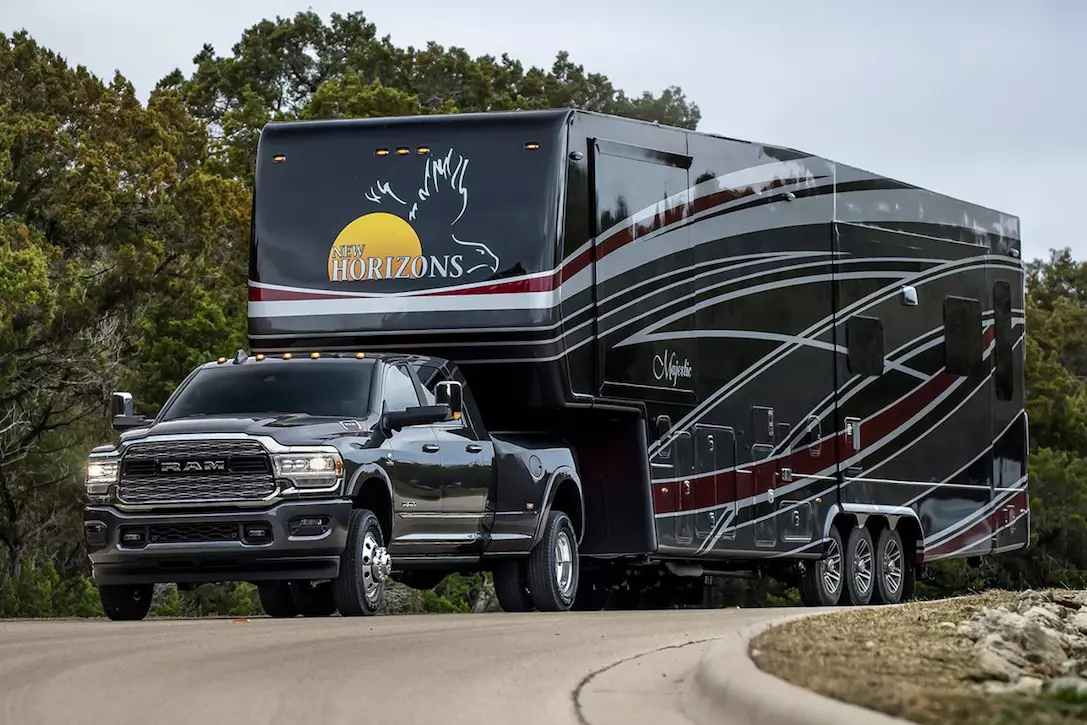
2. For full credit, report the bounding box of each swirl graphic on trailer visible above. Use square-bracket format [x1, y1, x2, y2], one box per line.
[327, 149, 501, 283]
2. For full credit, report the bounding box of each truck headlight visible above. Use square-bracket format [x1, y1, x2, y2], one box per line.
[272, 451, 343, 489]
[86, 458, 119, 496]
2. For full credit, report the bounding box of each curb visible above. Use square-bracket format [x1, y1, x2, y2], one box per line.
[683, 609, 918, 725]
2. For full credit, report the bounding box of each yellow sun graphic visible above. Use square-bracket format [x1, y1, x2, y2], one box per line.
[327, 212, 423, 281]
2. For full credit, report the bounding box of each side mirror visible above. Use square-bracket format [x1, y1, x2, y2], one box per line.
[381, 404, 451, 434]
[435, 381, 463, 416]
[111, 391, 150, 432]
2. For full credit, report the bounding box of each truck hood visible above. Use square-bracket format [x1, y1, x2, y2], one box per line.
[119, 414, 374, 447]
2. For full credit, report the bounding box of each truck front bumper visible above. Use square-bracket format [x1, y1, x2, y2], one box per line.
[83, 499, 352, 586]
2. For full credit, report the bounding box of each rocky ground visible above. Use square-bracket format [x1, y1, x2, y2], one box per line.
[752, 591, 1087, 725]
[958, 589, 1087, 698]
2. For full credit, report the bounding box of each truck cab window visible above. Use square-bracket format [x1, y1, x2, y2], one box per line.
[383, 365, 421, 412]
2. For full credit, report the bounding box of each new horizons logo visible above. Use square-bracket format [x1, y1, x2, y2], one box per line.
[653, 349, 693, 387]
[327, 148, 501, 283]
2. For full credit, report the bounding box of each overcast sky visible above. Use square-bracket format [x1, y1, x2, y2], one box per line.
[4, 0, 1083, 262]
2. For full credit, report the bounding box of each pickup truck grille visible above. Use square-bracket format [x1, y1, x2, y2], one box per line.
[118, 440, 277, 505]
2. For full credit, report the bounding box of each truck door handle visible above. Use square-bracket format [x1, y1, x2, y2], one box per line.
[422, 444, 440, 453]
[466, 444, 483, 453]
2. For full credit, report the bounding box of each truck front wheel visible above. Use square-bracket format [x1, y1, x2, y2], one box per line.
[526, 510, 579, 612]
[334, 508, 390, 616]
[99, 583, 153, 621]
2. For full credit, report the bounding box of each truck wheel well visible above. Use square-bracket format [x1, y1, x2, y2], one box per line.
[353, 478, 392, 542]
[549, 477, 583, 543]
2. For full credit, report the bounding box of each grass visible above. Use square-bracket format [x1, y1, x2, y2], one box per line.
[750, 592, 1087, 725]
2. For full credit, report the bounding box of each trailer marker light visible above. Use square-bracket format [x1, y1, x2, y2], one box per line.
[255, 354, 265, 361]
[525, 142, 540, 150]
[376, 148, 390, 156]
[282, 353, 292, 360]
[272, 155, 286, 163]
[311, 352, 320, 359]
[396, 147, 410, 156]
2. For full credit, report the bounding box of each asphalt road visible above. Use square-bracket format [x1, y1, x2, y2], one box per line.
[0, 607, 808, 725]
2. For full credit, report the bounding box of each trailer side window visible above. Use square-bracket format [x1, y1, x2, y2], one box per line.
[993, 281, 1014, 401]
[943, 296, 984, 377]
[655, 415, 672, 461]
[846, 315, 884, 376]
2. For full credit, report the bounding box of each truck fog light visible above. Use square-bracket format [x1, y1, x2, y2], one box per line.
[243, 523, 273, 545]
[119, 527, 146, 548]
[290, 516, 331, 537]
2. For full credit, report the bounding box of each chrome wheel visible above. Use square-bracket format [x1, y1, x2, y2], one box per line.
[882, 536, 903, 594]
[555, 529, 574, 598]
[853, 536, 873, 596]
[361, 530, 391, 604]
[821, 537, 842, 594]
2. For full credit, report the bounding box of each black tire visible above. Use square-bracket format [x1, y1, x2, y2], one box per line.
[290, 581, 337, 617]
[493, 559, 535, 612]
[844, 525, 875, 606]
[333, 508, 389, 617]
[99, 584, 153, 621]
[799, 526, 844, 606]
[257, 582, 298, 618]
[872, 527, 907, 605]
[572, 574, 610, 611]
[526, 510, 579, 612]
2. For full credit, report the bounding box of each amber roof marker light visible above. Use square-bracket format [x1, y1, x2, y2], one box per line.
[525, 142, 540, 150]
[272, 154, 286, 163]
[395, 147, 410, 156]
[376, 148, 390, 157]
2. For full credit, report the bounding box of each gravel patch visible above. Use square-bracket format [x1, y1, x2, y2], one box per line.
[751, 592, 1087, 725]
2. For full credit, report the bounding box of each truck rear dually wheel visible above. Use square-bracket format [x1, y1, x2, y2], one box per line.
[493, 559, 535, 612]
[257, 582, 298, 618]
[334, 508, 390, 616]
[526, 510, 579, 612]
[290, 581, 337, 616]
[99, 584, 153, 621]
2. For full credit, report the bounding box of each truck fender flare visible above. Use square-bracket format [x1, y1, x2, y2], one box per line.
[345, 462, 393, 500]
[820, 502, 925, 557]
[532, 466, 584, 545]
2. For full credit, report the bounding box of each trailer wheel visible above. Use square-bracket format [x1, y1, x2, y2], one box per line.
[844, 525, 875, 606]
[290, 581, 337, 617]
[99, 584, 153, 621]
[871, 527, 906, 604]
[334, 508, 390, 616]
[493, 559, 535, 612]
[799, 527, 844, 606]
[526, 510, 579, 612]
[257, 582, 298, 618]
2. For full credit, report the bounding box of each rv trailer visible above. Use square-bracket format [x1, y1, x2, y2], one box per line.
[83, 109, 1027, 618]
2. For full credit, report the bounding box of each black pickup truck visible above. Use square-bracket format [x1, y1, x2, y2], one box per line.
[83, 350, 586, 620]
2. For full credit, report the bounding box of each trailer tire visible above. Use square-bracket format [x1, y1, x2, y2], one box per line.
[258, 582, 298, 618]
[799, 526, 844, 606]
[493, 559, 535, 612]
[844, 525, 875, 606]
[526, 510, 579, 612]
[872, 527, 906, 604]
[99, 584, 153, 621]
[290, 581, 337, 617]
[333, 508, 389, 617]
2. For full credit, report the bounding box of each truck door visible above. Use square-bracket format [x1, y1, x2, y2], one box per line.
[381, 363, 444, 554]
[409, 360, 495, 554]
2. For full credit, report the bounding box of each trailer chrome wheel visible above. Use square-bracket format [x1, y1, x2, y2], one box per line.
[526, 510, 579, 611]
[873, 527, 906, 604]
[799, 526, 844, 606]
[844, 526, 875, 606]
[334, 508, 388, 616]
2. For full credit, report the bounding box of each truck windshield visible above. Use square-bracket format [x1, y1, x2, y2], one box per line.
[251, 114, 564, 295]
[160, 362, 374, 421]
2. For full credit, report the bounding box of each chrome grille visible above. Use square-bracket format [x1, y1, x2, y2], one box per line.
[118, 439, 277, 505]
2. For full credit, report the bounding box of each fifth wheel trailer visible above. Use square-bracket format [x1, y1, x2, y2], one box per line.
[244, 108, 1028, 608]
